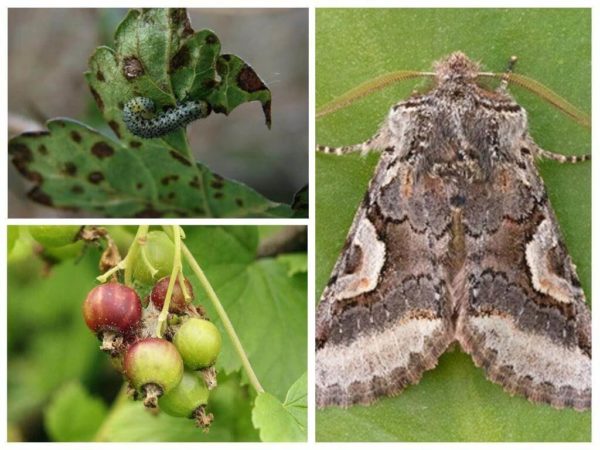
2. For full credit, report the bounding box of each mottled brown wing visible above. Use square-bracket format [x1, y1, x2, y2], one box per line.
[316, 148, 456, 408]
[455, 159, 591, 410]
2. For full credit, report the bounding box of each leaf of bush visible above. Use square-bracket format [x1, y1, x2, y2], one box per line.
[183, 226, 307, 402]
[9, 8, 290, 218]
[44, 382, 107, 442]
[252, 371, 307, 442]
[316, 8, 590, 442]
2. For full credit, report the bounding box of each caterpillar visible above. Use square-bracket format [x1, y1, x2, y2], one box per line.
[122, 97, 211, 138]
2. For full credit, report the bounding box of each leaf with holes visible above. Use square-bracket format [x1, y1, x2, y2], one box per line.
[9, 8, 293, 218]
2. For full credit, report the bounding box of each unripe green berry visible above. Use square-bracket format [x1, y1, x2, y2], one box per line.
[124, 338, 183, 407]
[132, 231, 175, 284]
[174, 318, 222, 369]
[159, 370, 210, 418]
[29, 225, 81, 248]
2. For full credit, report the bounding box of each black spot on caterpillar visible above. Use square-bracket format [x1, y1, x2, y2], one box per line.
[122, 97, 211, 138]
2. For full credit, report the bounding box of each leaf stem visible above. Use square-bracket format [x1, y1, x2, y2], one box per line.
[156, 225, 182, 337]
[181, 242, 265, 394]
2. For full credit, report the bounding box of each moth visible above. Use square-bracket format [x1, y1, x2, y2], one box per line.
[316, 52, 591, 411]
[123, 96, 211, 138]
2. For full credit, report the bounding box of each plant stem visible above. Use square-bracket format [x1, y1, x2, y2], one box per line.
[181, 243, 265, 394]
[156, 225, 182, 338]
[96, 225, 149, 284]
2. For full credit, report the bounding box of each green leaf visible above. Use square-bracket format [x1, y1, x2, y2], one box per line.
[9, 8, 291, 218]
[184, 226, 307, 402]
[44, 382, 108, 442]
[252, 371, 307, 442]
[276, 253, 308, 277]
[316, 8, 591, 442]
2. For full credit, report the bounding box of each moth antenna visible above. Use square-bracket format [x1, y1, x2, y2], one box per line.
[316, 71, 433, 119]
[498, 55, 518, 93]
[532, 144, 590, 164]
[480, 71, 590, 128]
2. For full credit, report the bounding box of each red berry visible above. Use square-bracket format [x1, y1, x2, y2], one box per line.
[150, 276, 194, 313]
[82, 282, 142, 336]
[124, 337, 184, 408]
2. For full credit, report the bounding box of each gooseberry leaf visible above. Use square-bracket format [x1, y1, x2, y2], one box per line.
[9, 8, 292, 218]
[252, 372, 307, 442]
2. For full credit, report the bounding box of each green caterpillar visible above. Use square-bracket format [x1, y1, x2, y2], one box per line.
[123, 97, 211, 138]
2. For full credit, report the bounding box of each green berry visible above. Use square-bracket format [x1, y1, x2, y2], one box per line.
[174, 318, 222, 369]
[124, 338, 183, 407]
[28, 225, 81, 248]
[159, 370, 210, 418]
[132, 231, 175, 284]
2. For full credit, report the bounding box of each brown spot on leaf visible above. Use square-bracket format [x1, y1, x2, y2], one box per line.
[70, 131, 82, 143]
[170, 9, 193, 36]
[71, 185, 84, 194]
[170, 45, 190, 73]
[88, 171, 105, 184]
[63, 162, 77, 176]
[38, 145, 48, 155]
[161, 175, 179, 185]
[169, 150, 191, 166]
[202, 79, 218, 90]
[205, 33, 218, 45]
[136, 182, 144, 190]
[262, 100, 272, 128]
[90, 87, 104, 111]
[213, 192, 224, 199]
[189, 176, 201, 189]
[237, 65, 267, 93]
[130, 141, 142, 148]
[9, 142, 39, 181]
[96, 70, 105, 81]
[135, 207, 163, 218]
[123, 56, 144, 80]
[28, 187, 53, 206]
[167, 192, 176, 200]
[222, 54, 232, 62]
[91, 142, 114, 159]
[194, 207, 205, 215]
[235, 198, 244, 207]
[210, 179, 224, 189]
[108, 121, 121, 139]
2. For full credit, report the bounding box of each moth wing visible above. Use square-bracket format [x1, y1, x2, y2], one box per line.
[316, 150, 455, 408]
[456, 172, 591, 410]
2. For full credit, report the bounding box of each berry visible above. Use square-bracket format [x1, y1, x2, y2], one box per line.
[82, 283, 142, 353]
[132, 231, 175, 284]
[151, 276, 194, 313]
[173, 318, 222, 369]
[29, 225, 81, 248]
[158, 371, 212, 428]
[124, 338, 184, 408]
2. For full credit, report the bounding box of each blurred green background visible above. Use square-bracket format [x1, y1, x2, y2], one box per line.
[8, 225, 307, 442]
[316, 8, 591, 442]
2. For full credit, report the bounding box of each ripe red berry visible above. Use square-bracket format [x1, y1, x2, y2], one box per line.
[124, 337, 184, 408]
[150, 276, 194, 313]
[82, 282, 142, 354]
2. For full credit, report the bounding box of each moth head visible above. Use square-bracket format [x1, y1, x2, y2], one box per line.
[434, 52, 480, 84]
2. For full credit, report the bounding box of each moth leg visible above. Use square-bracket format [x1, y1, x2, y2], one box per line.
[316, 127, 392, 156]
[532, 144, 590, 164]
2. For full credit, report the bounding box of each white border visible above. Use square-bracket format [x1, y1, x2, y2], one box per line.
[2, 0, 598, 448]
